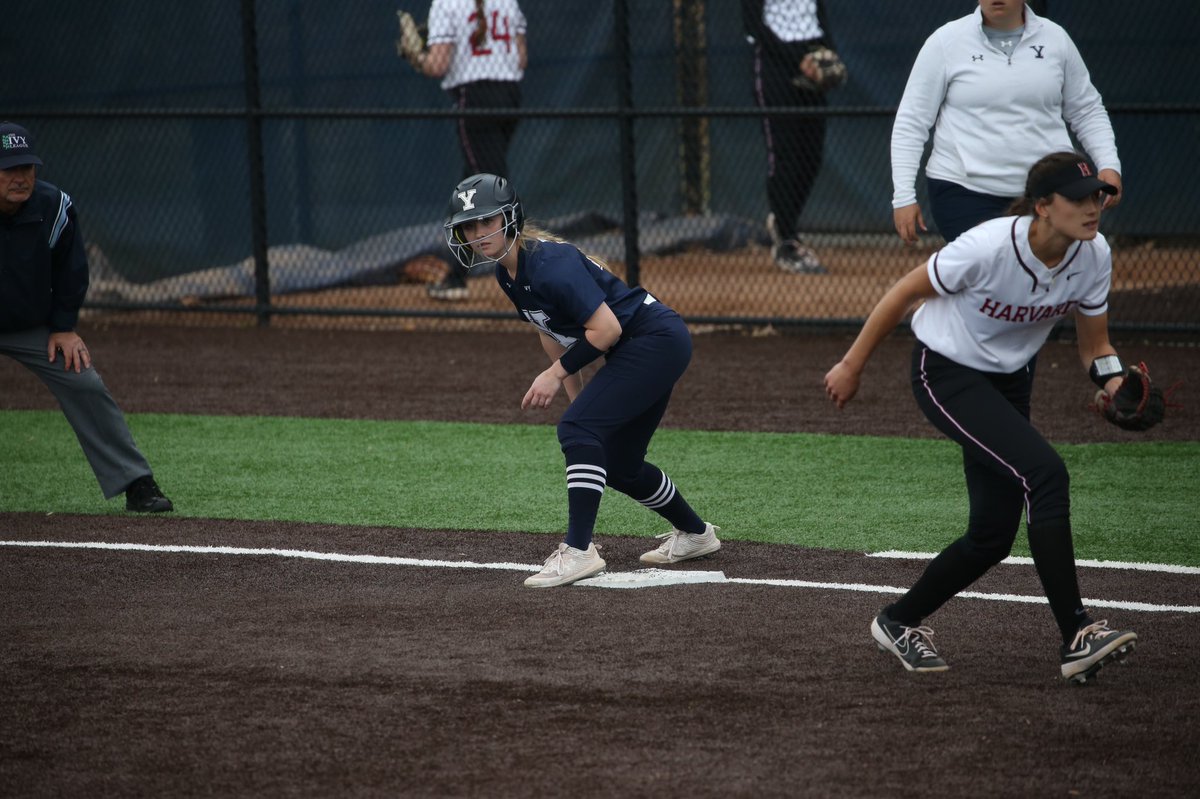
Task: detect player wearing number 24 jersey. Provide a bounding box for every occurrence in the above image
[409,0,528,301]
[443,173,721,588]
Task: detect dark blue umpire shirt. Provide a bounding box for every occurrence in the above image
[0,180,89,333]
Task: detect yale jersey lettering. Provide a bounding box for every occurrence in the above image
[496,239,649,343]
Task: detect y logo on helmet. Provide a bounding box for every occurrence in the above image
[457,189,477,210]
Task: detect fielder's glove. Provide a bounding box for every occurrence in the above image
[792,46,848,92]
[1093,363,1168,432]
[396,11,428,68]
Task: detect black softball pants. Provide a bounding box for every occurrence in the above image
[888,343,1088,643]
[451,80,521,180]
[752,41,826,242]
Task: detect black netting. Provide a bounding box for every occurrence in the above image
[6,0,1197,331]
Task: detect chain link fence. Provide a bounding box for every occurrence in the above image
[7,0,1198,333]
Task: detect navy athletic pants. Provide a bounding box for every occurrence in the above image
[926,178,1015,243]
[554,302,705,549]
[557,303,691,479]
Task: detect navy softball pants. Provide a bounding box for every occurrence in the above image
[554,304,705,548]
[557,304,691,480]
[888,342,1088,642]
[926,178,1015,243]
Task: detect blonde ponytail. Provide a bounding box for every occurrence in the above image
[521,223,614,273]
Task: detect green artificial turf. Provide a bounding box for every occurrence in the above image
[2,410,1197,566]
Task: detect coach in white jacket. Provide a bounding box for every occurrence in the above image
[891,0,1121,244]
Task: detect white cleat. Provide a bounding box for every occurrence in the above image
[524,543,607,588]
[639,523,721,565]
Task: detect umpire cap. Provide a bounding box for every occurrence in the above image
[0,122,44,170]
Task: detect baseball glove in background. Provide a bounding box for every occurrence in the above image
[792,46,848,92]
[1093,363,1167,432]
[396,11,427,67]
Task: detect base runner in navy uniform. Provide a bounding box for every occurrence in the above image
[443,173,720,588]
[824,152,1137,684]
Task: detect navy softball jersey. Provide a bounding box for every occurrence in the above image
[495,239,652,344]
[496,237,704,550]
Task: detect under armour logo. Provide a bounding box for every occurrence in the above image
[1077,162,1093,177]
[457,189,477,210]
[972,54,984,61]
[1030,45,1045,59]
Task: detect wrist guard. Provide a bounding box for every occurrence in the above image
[1089,355,1124,389]
[559,339,606,375]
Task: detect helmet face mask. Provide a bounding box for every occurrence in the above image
[443,173,524,269]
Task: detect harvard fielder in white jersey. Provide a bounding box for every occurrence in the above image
[825,152,1139,683]
[912,215,1111,374]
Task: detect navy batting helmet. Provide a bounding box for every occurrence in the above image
[443,173,524,269]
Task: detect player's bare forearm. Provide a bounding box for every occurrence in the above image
[844,264,933,370]
[563,373,582,402]
[825,264,935,408]
[531,332,575,407]
[1074,311,1116,367]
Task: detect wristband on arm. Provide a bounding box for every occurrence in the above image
[1089,354,1124,389]
[558,338,606,375]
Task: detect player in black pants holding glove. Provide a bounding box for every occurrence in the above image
[744,0,845,275]
[399,0,528,302]
[824,152,1147,684]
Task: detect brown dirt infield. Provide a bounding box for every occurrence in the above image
[2,321,1199,797]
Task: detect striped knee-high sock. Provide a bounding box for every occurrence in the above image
[629,463,704,534]
[564,447,606,551]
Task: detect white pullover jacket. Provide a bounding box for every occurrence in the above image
[891,6,1119,207]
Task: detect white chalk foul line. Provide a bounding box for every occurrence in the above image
[726,577,1200,613]
[2,539,1197,613]
[869,550,1200,575]
[0,539,535,573]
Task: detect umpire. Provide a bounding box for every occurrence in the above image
[0,122,173,512]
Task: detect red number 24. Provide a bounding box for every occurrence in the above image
[469,11,513,56]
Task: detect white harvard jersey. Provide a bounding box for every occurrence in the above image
[911,216,1111,373]
[427,0,526,90]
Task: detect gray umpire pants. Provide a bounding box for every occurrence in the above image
[1,326,152,499]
